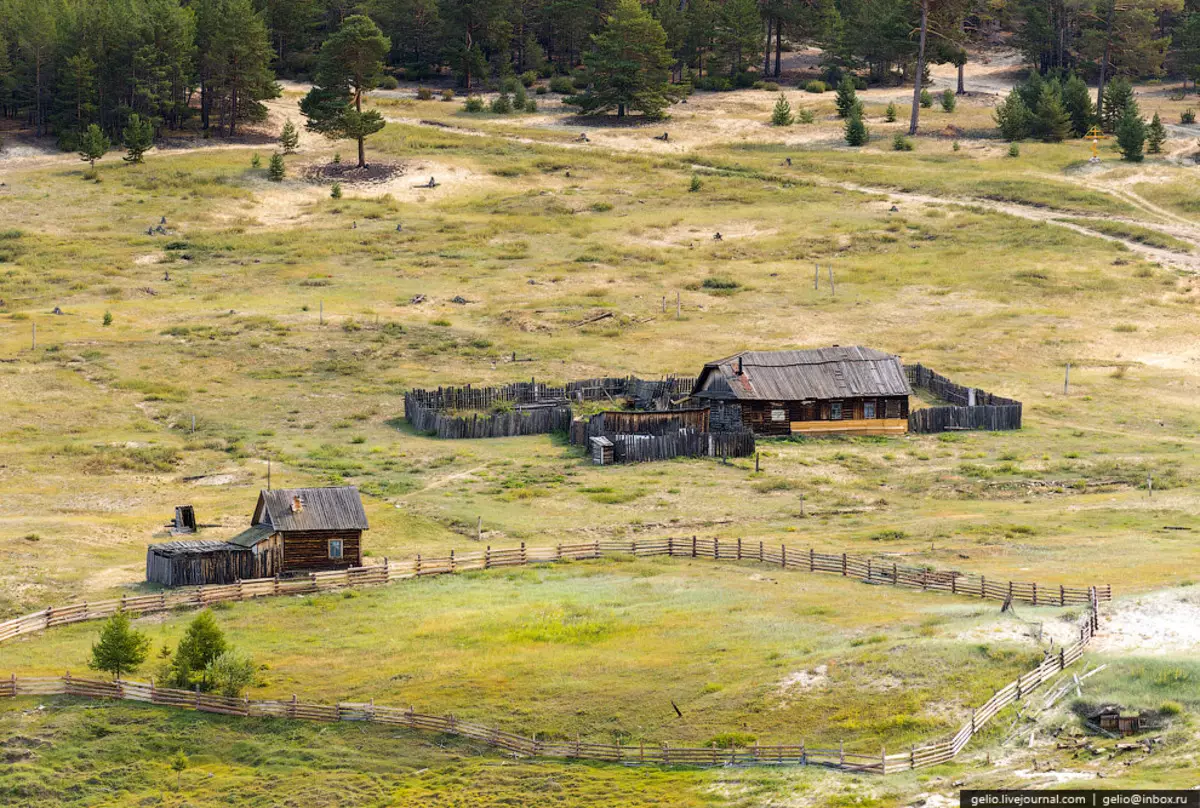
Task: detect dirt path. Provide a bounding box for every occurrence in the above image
[828,181,1200,273]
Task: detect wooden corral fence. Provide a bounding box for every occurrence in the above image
[405,396,572,439]
[904,364,1023,434]
[1,574,1100,774]
[579,408,711,438]
[608,430,756,463]
[405,376,698,440]
[0,539,1109,648]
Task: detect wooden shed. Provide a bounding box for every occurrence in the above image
[691,346,911,437]
[590,436,614,465]
[145,486,369,586]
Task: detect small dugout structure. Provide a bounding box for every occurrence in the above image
[146,486,369,587]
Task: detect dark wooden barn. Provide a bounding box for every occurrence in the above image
[145,487,369,587]
[691,347,912,437]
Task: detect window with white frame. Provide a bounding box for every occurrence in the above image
[830,401,843,420]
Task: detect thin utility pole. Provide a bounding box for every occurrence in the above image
[1064,362,1070,395]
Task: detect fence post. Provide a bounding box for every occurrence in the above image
[737,538,742,560]
[556,544,562,561]
[484,547,490,569]
[839,739,845,767]
[668,537,673,556]
[881,746,886,775]
[691,536,697,557]
[809,547,815,572]
[714,537,719,559]
[979,574,985,598]
[416,554,422,575]
[781,545,786,568]
[758,541,763,562]
[290,694,297,719]
[842,553,847,576]
[1060,584,1065,606]
[521,542,527,565]
[1032,582,1038,606]
[867,558,872,580]
[951,575,956,595]
[910,745,915,770]
[450,549,455,573]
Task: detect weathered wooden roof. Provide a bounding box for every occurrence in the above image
[252,486,369,532]
[226,523,275,549]
[148,539,243,557]
[692,347,911,401]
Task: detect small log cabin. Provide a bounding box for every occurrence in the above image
[691,346,911,437]
[145,486,369,586]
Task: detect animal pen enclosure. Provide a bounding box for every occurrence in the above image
[570,408,755,464]
[904,364,1023,433]
[404,376,696,440]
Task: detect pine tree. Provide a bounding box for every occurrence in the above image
[835,76,858,118]
[1146,112,1166,154]
[78,124,111,171]
[919,88,933,108]
[122,114,155,163]
[87,612,150,680]
[771,93,793,126]
[1062,74,1095,137]
[1101,77,1134,133]
[844,110,869,146]
[1034,83,1072,142]
[170,610,228,689]
[885,102,896,122]
[300,15,390,167]
[267,152,285,181]
[279,119,299,154]
[994,92,1031,141]
[197,0,278,136]
[565,0,678,119]
[940,88,955,112]
[1115,103,1146,162]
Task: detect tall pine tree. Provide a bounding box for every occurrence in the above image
[565,0,677,119]
[300,14,390,167]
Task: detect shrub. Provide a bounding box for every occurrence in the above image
[760,81,779,92]
[1008,142,1020,157]
[441,88,455,101]
[892,133,913,151]
[708,731,757,749]
[549,76,573,94]
[491,93,512,114]
[330,182,342,199]
[520,70,537,87]
[885,102,896,122]
[463,95,485,112]
[696,76,733,91]
[267,152,285,181]
[995,92,1031,141]
[771,94,794,126]
[332,152,341,164]
[279,119,299,154]
[102,310,113,326]
[835,77,858,118]
[952,140,961,151]
[206,650,257,698]
[1116,103,1146,161]
[1146,112,1166,154]
[523,97,538,113]
[702,275,740,290]
[377,75,399,90]
[250,153,261,168]
[535,85,547,94]
[796,106,815,124]
[919,88,933,108]
[1183,108,1196,124]
[689,174,702,192]
[1159,700,1184,717]
[844,111,868,146]
[501,77,520,94]
[941,88,956,112]
[804,80,826,94]
[416,87,433,100]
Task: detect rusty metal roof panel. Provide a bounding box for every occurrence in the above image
[693,347,910,401]
[253,486,369,532]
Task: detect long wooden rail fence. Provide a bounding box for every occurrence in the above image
[0,539,1110,647]
[1,595,1099,774]
[1,540,1105,773]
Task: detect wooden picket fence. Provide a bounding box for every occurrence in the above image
[0,539,1110,648]
[1,596,1100,774]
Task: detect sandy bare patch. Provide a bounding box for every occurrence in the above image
[629,221,778,248]
[134,252,166,266]
[778,664,829,693]
[1091,586,1200,655]
[190,473,239,486]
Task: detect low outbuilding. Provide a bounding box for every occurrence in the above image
[145,486,369,587]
